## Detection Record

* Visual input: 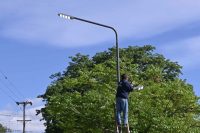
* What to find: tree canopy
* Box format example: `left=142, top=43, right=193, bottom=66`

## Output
left=38, top=45, right=200, bottom=133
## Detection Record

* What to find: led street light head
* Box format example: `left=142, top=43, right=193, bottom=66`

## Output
left=58, top=13, right=73, bottom=20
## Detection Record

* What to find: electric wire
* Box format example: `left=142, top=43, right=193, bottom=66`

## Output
left=0, top=71, right=28, bottom=121
left=0, top=113, right=35, bottom=117
left=0, top=69, right=43, bottom=132
left=0, top=86, right=17, bottom=103
left=0, top=78, right=21, bottom=101
left=0, top=69, right=30, bottom=113
left=0, top=113, right=11, bottom=116
left=0, top=69, right=26, bottom=100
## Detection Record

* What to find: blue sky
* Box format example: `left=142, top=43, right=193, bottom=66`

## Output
left=0, top=0, right=200, bottom=132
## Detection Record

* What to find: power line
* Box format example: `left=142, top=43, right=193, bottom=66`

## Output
left=0, top=69, right=30, bottom=112
left=0, top=69, right=26, bottom=100
left=0, top=120, right=43, bottom=126
left=0, top=114, right=11, bottom=116
left=0, top=69, right=44, bottom=132
left=0, top=78, right=21, bottom=101
left=0, top=86, right=17, bottom=103
left=0, top=113, right=35, bottom=117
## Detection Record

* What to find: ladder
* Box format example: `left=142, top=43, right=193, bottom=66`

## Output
left=113, top=103, right=130, bottom=133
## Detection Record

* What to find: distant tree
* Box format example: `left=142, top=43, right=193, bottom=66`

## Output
left=0, top=123, right=6, bottom=133
left=38, top=45, right=200, bottom=133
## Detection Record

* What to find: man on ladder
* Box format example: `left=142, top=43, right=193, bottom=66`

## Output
left=115, top=74, right=143, bottom=133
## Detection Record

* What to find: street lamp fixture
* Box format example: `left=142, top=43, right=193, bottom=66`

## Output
left=58, top=13, right=74, bottom=20
left=58, top=13, right=120, bottom=84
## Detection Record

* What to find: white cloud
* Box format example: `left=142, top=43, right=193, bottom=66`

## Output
left=158, top=35, right=200, bottom=69
left=1, top=0, right=200, bottom=47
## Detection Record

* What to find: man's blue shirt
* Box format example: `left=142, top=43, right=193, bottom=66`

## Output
left=116, top=79, right=133, bottom=99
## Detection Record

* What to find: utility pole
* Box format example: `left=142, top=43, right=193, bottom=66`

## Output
left=16, top=101, right=32, bottom=133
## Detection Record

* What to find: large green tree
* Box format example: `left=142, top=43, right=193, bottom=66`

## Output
left=38, top=45, right=200, bottom=133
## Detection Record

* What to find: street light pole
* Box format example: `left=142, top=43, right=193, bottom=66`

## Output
left=58, top=13, right=120, bottom=84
